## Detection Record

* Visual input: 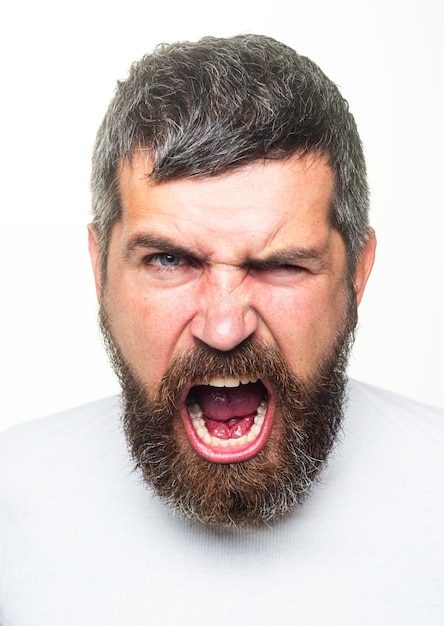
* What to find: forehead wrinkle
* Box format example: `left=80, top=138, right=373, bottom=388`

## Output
left=117, top=154, right=338, bottom=268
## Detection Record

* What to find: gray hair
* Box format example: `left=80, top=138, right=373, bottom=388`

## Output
left=91, top=34, right=370, bottom=277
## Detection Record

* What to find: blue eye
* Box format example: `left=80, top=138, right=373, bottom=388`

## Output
left=155, top=253, right=181, bottom=267
left=139, top=249, right=201, bottom=285
left=142, top=253, right=185, bottom=269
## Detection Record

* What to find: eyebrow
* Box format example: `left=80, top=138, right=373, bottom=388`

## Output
left=123, top=234, right=201, bottom=262
left=124, top=232, right=329, bottom=271
left=245, top=248, right=329, bottom=272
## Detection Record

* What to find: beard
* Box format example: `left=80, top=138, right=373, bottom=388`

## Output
left=100, top=294, right=357, bottom=529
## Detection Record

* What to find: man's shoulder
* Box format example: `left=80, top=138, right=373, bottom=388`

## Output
left=0, top=396, right=124, bottom=476
left=0, top=395, right=122, bottom=439
left=348, top=378, right=444, bottom=416
left=347, top=378, right=444, bottom=443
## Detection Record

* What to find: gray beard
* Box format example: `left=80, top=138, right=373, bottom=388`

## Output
left=100, top=299, right=356, bottom=529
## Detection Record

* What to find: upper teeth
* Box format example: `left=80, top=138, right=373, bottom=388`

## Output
left=207, top=376, right=258, bottom=388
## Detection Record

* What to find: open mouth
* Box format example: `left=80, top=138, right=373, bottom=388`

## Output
left=182, top=377, right=273, bottom=464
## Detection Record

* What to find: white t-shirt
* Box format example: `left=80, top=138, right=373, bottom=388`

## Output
left=1, top=380, right=443, bottom=625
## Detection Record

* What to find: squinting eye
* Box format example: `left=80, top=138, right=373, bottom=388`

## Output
left=249, top=263, right=310, bottom=287
left=279, top=265, right=307, bottom=273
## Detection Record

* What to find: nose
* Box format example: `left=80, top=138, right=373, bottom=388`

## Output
left=189, top=265, right=259, bottom=352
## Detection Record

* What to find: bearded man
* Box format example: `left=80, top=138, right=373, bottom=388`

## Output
left=1, top=34, right=443, bottom=625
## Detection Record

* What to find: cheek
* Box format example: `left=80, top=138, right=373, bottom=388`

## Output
left=105, top=281, right=194, bottom=386
left=258, top=282, right=348, bottom=375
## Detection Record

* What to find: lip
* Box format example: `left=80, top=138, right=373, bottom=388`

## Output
left=180, top=379, right=275, bottom=464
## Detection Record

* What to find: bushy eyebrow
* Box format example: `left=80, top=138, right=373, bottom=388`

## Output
left=246, top=248, right=329, bottom=272
left=123, top=234, right=201, bottom=262
left=124, top=232, right=329, bottom=271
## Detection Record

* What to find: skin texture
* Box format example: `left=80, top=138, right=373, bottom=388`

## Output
left=89, top=152, right=375, bottom=466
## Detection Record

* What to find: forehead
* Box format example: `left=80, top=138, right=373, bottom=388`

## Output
left=116, top=152, right=337, bottom=260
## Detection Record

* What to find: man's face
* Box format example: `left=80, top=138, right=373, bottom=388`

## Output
left=89, top=152, right=374, bottom=526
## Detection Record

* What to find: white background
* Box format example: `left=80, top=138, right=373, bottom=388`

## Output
left=1, top=0, right=443, bottom=432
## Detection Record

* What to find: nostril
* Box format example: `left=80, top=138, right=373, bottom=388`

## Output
left=190, top=300, right=259, bottom=353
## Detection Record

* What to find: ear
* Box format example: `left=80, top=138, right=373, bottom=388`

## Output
left=88, top=224, right=102, bottom=302
left=354, top=229, right=376, bottom=306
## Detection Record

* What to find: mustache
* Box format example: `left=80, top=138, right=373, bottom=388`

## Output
left=143, top=333, right=353, bottom=429
left=157, top=338, right=303, bottom=399
left=117, top=337, right=308, bottom=422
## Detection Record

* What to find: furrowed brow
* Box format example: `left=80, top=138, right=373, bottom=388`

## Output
left=246, top=247, right=329, bottom=272
left=123, top=235, right=329, bottom=271
left=123, top=234, right=199, bottom=261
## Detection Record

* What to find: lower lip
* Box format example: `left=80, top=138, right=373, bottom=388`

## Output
left=181, top=393, right=274, bottom=464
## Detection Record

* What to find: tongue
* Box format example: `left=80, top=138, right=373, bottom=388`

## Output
left=193, top=381, right=263, bottom=421
left=206, top=415, right=255, bottom=440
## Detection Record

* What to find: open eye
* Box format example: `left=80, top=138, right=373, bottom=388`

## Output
left=142, top=252, right=191, bottom=270
left=140, top=251, right=201, bottom=286
left=148, top=253, right=183, bottom=268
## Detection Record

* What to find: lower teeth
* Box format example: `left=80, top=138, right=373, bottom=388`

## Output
left=187, top=400, right=267, bottom=448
